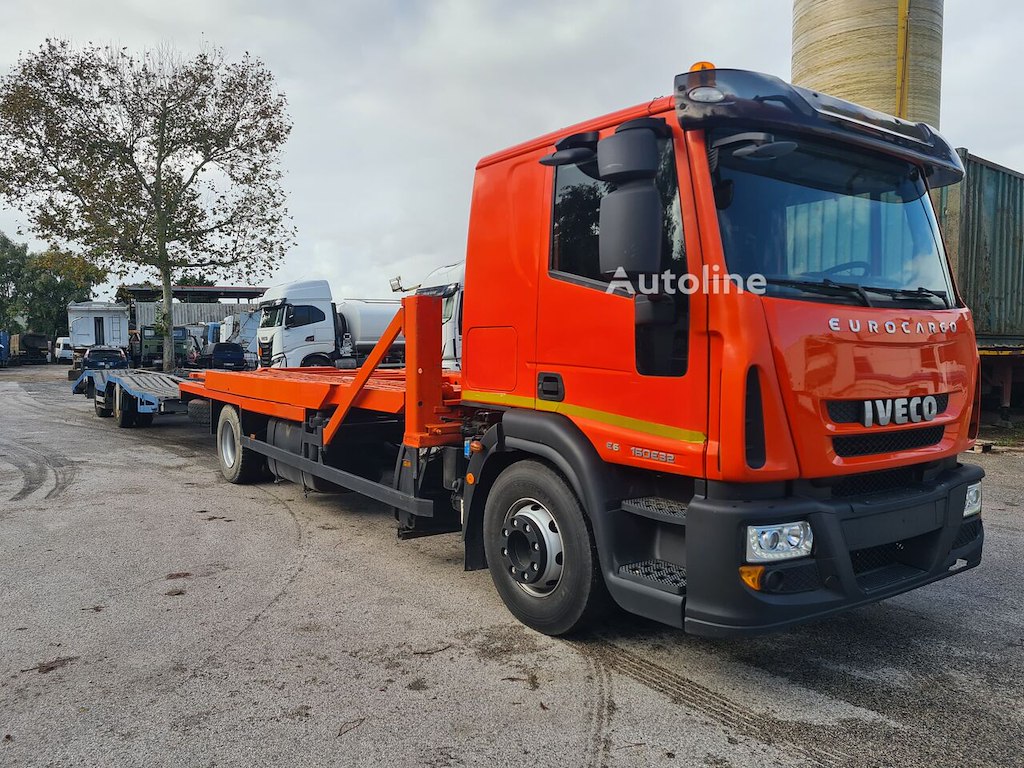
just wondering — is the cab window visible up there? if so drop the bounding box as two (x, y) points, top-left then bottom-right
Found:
(549, 133), (688, 376)
(287, 305), (326, 327)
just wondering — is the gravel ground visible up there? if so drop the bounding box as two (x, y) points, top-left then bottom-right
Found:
(1, 364), (1021, 768)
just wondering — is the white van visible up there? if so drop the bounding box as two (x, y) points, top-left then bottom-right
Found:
(55, 336), (73, 363)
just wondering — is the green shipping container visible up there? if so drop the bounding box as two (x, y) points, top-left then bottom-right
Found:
(936, 150), (1024, 348)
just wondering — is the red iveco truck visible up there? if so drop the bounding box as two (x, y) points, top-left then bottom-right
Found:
(177, 66), (984, 637)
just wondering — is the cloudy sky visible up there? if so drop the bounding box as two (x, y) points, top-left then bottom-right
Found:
(0, 0), (1021, 299)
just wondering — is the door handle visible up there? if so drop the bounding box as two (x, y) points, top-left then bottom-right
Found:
(305, 335), (315, 342)
(537, 372), (565, 402)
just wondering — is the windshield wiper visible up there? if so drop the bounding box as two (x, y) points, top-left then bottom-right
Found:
(764, 277), (872, 306)
(860, 284), (950, 308)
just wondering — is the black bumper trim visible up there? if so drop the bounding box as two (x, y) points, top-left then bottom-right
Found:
(680, 462), (984, 638)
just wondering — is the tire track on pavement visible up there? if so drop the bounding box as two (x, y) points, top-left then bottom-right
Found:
(0, 436), (77, 502)
(582, 653), (614, 768)
(575, 640), (856, 768)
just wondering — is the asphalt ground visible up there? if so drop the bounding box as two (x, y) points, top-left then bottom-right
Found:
(1, 364), (1021, 768)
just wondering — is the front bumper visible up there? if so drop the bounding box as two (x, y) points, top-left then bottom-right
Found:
(683, 462), (985, 637)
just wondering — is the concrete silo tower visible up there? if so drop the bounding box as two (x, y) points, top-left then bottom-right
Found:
(792, 0), (944, 127)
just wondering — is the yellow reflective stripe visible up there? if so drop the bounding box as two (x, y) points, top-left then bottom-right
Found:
(460, 390), (535, 408)
(460, 389), (705, 445)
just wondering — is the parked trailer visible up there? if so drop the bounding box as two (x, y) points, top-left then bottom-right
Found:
(73, 369), (189, 427)
(9, 333), (50, 365)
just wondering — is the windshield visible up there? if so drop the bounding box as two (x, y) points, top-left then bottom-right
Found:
(260, 303), (286, 328)
(173, 328), (188, 340)
(89, 350), (123, 361)
(712, 130), (956, 308)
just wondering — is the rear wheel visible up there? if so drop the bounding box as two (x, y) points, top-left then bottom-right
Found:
(217, 405), (264, 484)
(93, 382), (112, 418)
(483, 460), (609, 636)
(113, 384), (136, 428)
(187, 398), (212, 427)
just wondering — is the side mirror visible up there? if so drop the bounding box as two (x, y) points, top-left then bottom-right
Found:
(634, 294), (675, 326)
(597, 126), (663, 276)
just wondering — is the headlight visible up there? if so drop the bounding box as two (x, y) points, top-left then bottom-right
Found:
(963, 482), (982, 517)
(745, 521), (813, 563)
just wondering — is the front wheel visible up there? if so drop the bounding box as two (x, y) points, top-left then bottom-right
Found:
(483, 460), (610, 636)
(300, 354), (333, 368)
(216, 405), (264, 484)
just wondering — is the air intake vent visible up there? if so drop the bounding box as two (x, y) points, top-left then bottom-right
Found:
(745, 367), (766, 469)
(833, 425), (944, 457)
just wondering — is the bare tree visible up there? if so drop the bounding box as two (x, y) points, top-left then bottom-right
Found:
(0, 40), (294, 369)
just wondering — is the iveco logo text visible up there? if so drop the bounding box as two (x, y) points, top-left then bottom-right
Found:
(828, 317), (958, 334)
(862, 396), (939, 427)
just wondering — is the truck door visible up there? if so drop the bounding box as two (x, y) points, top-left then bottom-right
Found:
(285, 304), (331, 363)
(94, 317), (105, 346)
(535, 123), (708, 477)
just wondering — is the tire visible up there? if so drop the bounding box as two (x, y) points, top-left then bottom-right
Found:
(113, 384), (136, 428)
(135, 412), (154, 428)
(187, 399), (212, 427)
(482, 460), (610, 636)
(93, 382), (112, 417)
(216, 405), (264, 484)
(300, 354), (333, 368)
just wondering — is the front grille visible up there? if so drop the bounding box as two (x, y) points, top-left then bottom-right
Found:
(833, 425), (944, 457)
(851, 542), (901, 573)
(827, 468), (917, 499)
(830, 467), (917, 497)
(850, 541), (924, 591)
(827, 393), (949, 424)
(258, 340), (273, 367)
(952, 518), (982, 549)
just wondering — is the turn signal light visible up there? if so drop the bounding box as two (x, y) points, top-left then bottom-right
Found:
(739, 565), (765, 591)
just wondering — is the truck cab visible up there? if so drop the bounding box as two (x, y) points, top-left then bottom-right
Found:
(415, 262), (464, 370)
(256, 280), (338, 368)
(256, 279), (403, 368)
(459, 66), (984, 636)
(130, 326), (190, 367)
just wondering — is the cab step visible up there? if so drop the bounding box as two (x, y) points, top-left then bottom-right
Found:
(621, 496), (688, 525)
(617, 559), (687, 595)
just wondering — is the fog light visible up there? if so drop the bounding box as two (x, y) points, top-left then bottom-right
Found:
(963, 481), (982, 517)
(745, 521), (813, 563)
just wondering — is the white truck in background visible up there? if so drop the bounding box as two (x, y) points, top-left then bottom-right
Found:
(255, 280), (404, 368)
(257, 266), (466, 370)
(221, 310), (260, 368)
(406, 262), (464, 370)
